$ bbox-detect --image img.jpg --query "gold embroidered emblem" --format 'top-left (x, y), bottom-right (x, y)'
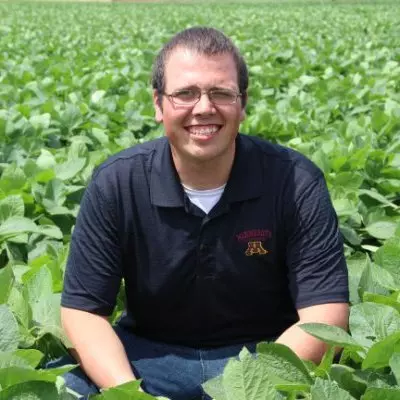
top-left (245, 241), bottom-right (268, 256)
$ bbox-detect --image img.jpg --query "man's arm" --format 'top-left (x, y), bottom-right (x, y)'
top-left (60, 175), bottom-right (135, 388)
top-left (61, 307), bottom-right (137, 389)
top-left (275, 302), bottom-right (349, 363)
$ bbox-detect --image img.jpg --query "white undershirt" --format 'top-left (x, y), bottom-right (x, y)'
top-left (182, 183), bottom-right (226, 214)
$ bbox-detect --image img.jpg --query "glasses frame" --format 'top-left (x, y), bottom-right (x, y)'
top-left (163, 88), bottom-right (242, 107)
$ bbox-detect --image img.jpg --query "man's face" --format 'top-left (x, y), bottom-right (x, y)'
top-left (153, 47), bottom-right (246, 165)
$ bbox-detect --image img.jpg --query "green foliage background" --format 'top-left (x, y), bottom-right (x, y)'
top-left (0, 1), bottom-right (399, 399)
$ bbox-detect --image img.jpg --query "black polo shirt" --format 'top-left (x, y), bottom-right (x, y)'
top-left (62, 134), bottom-right (349, 347)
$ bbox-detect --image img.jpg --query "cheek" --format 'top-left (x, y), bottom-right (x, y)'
top-left (164, 108), bottom-right (190, 127)
top-left (225, 108), bottom-right (245, 124)
top-left (162, 111), bottom-right (189, 137)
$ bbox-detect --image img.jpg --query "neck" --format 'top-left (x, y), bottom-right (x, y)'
top-left (171, 146), bottom-right (235, 190)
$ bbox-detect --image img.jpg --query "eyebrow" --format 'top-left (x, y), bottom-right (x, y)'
top-left (173, 85), bottom-right (235, 91)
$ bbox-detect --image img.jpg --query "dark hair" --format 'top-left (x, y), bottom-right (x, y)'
top-left (151, 27), bottom-right (248, 108)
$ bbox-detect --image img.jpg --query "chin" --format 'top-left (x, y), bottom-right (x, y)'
top-left (187, 148), bottom-right (226, 163)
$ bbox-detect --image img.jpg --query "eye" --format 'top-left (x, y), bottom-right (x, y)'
top-left (172, 89), bottom-right (198, 102)
top-left (209, 89), bottom-right (237, 104)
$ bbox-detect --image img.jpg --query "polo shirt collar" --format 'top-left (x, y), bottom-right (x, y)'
top-left (150, 134), bottom-right (263, 207)
top-left (151, 138), bottom-right (185, 207)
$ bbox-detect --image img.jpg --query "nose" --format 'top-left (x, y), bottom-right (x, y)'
top-left (192, 92), bottom-right (216, 115)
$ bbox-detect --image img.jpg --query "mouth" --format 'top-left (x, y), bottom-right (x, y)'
top-left (185, 124), bottom-right (223, 139)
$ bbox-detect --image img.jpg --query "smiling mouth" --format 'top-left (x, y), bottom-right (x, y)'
top-left (185, 124), bottom-right (222, 137)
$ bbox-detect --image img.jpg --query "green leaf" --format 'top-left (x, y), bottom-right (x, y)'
top-left (389, 353), bottom-right (400, 385)
top-left (7, 286), bottom-right (31, 328)
top-left (91, 90), bottom-right (106, 104)
top-left (36, 149), bottom-right (56, 170)
top-left (35, 333), bottom-right (69, 362)
top-left (0, 165), bottom-right (26, 194)
top-left (0, 364), bottom-right (75, 390)
top-left (67, 139), bottom-right (88, 160)
top-left (362, 292), bottom-right (400, 314)
top-left (330, 365), bottom-right (367, 399)
top-left (26, 266), bottom-right (53, 305)
top-left (333, 199), bottom-right (357, 218)
top-left (35, 169), bottom-right (56, 183)
top-left (334, 172), bottom-right (364, 191)
top-left (347, 254), bottom-right (369, 304)
top-left (361, 387), bottom-right (400, 400)
top-left (31, 294), bottom-right (64, 340)
top-left (49, 362), bottom-right (78, 375)
top-left (362, 331), bottom-right (400, 370)
top-left (374, 237), bottom-right (400, 285)
top-left (274, 382), bottom-right (310, 393)
top-left (42, 179), bottom-right (67, 211)
top-left (54, 158), bottom-right (86, 181)
top-left (44, 205), bottom-right (76, 216)
top-left (36, 225), bottom-right (63, 240)
top-left (359, 189), bottom-right (398, 210)
top-left (96, 391), bottom-right (155, 400)
top-left (0, 380), bottom-right (60, 400)
top-left (0, 305), bottom-right (19, 352)
top-left (91, 380), bottom-right (155, 399)
top-left (0, 196), bottom-right (24, 223)
top-left (340, 224), bottom-right (362, 246)
top-left (0, 265), bottom-right (14, 304)
top-left (60, 104), bottom-right (82, 131)
top-left (0, 352), bottom-right (32, 369)
top-left (202, 375), bottom-right (227, 400)
top-left (11, 265), bottom-right (30, 283)
top-left (91, 128), bottom-right (109, 146)
top-left (359, 261), bottom-right (397, 297)
top-left (311, 377), bottom-right (356, 399)
top-left (256, 342), bottom-right (313, 384)
top-left (350, 303), bottom-right (400, 349)
top-left (0, 217), bottom-right (38, 242)
top-left (0, 366), bottom-right (57, 394)
top-left (384, 99), bottom-right (400, 117)
top-left (314, 346), bottom-right (335, 378)
top-left (30, 113), bottom-right (51, 130)
top-left (18, 324), bottom-right (36, 348)
top-left (203, 347), bottom-right (284, 400)
top-left (7, 233), bottom-right (28, 245)
top-left (365, 221), bottom-right (398, 240)
top-left (13, 349), bottom-right (44, 369)
top-left (361, 245), bottom-right (379, 253)
top-left (299, 323), bottom-right (364, 352)
top-left (24, 159), bottom-right (39, 179)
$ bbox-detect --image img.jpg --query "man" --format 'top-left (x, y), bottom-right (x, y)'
top-left (59, 27), bottom-right (349, 399)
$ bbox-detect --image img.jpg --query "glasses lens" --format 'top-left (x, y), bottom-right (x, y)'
top-left (171, 89), bottom-right (198, 105)
top-left (209, 89), bottom-right (237, 105)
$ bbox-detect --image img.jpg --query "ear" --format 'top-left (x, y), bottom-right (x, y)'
top-left (240, 107), bottom-right (246, 122)
top-left (240, 92), bottom-right (247, 121)
top-left (153, 90), bottom-right (163, 123)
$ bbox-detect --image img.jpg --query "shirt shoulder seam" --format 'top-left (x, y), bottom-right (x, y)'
top-left (242, 134), bottom-right (323, 179)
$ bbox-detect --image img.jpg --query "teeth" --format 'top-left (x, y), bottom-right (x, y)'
top-left (188, 126), bottom-right (219, 135)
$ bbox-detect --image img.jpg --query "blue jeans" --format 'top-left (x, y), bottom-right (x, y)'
top-left (46, 325), bottom-right (260, 400)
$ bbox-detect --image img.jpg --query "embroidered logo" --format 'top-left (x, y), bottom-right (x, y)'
top-left (236, 229), bottom-right (272, 256)
top-left (245, 241), bottom-right (268, 256)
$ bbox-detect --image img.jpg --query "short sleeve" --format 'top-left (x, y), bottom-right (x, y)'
top-left (285, 174), bottom-right (349, 309)
top-left (61, 177), bottom-right (123, 316)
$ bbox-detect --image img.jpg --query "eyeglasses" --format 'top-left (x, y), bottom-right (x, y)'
top-left (164, 88), bottom-right (242, 106)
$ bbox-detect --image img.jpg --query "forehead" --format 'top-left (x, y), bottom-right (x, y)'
top-left (164, 47), bottom-right (238, 90)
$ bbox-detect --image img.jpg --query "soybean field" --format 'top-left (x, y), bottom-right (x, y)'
top-left (0, 1), bottom-right (400, 399)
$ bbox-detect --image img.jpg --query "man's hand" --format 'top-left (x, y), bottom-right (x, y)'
top-left (275, 302), bottom-right (349, 363)
top-left (61, 307), bottom-right (137, 389)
